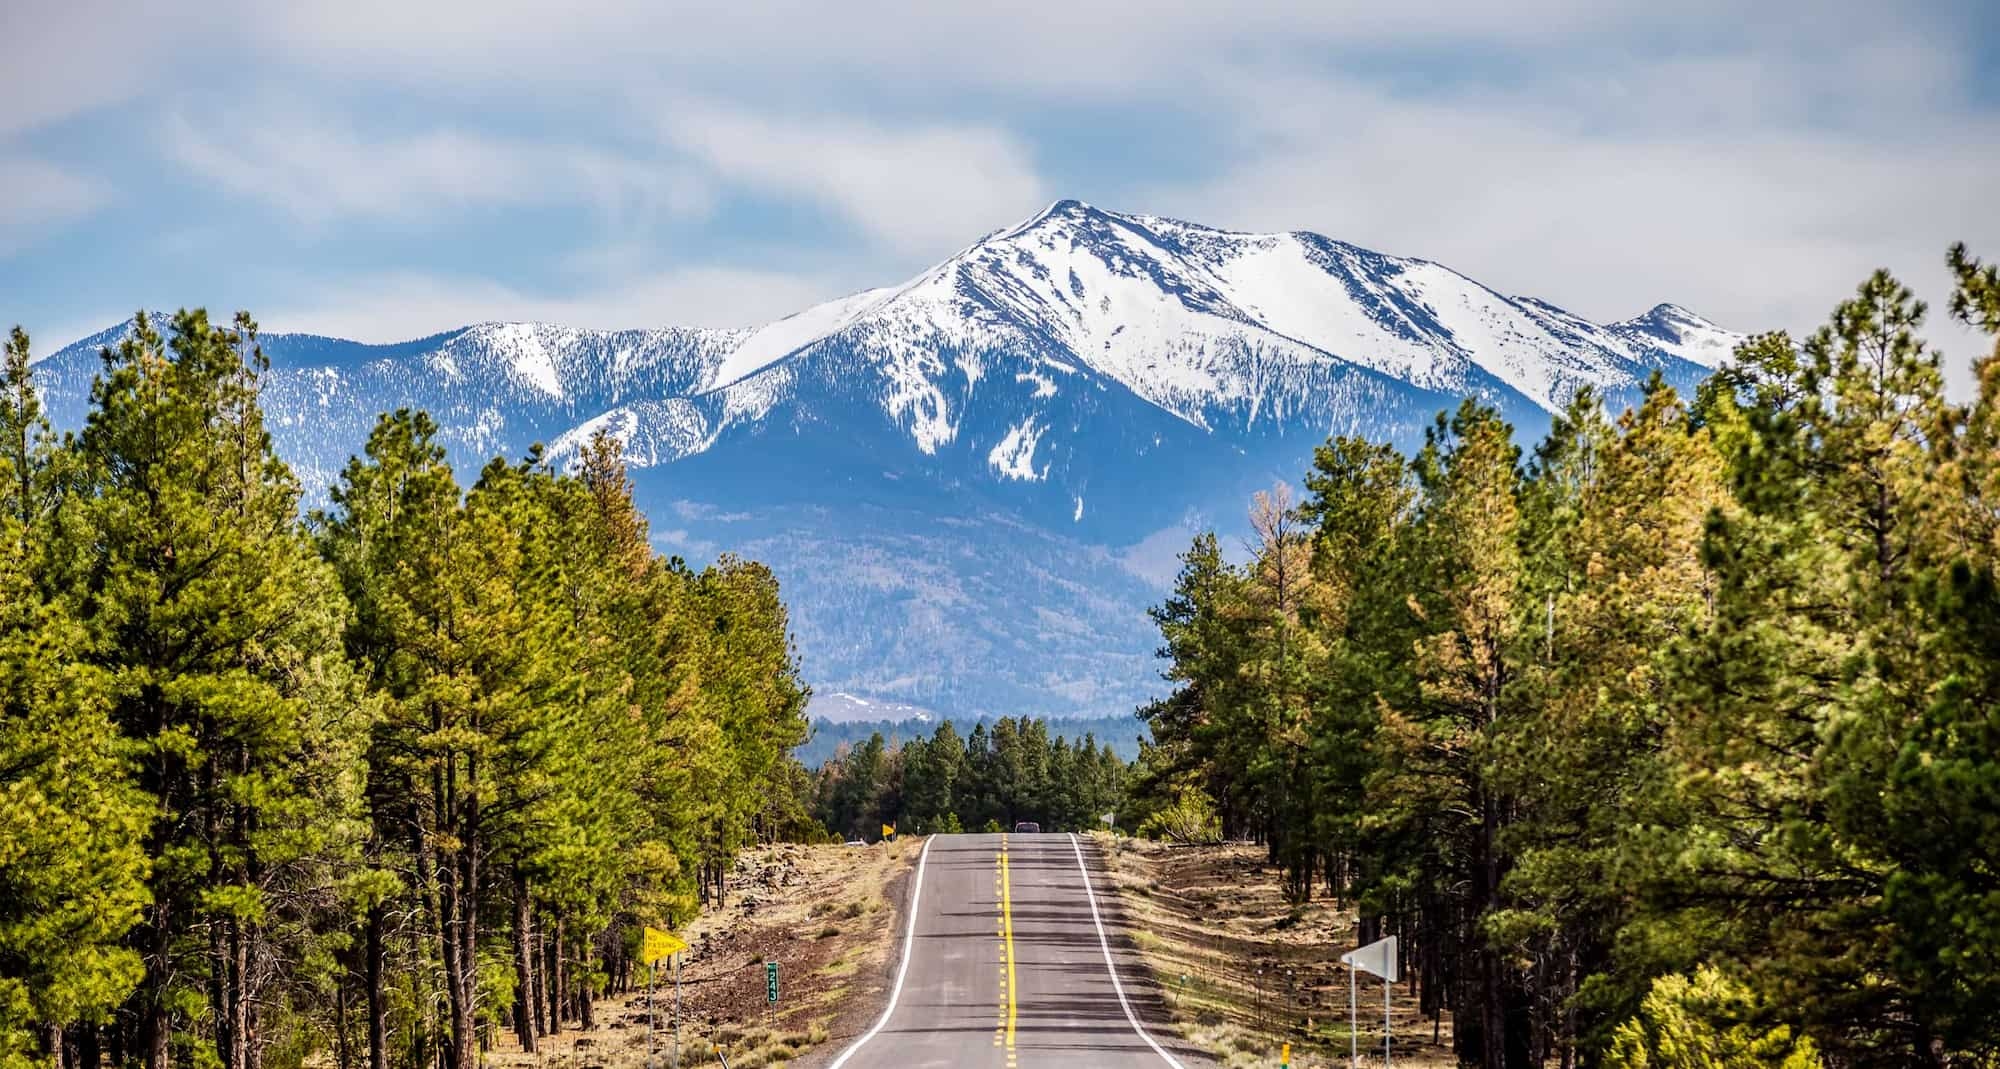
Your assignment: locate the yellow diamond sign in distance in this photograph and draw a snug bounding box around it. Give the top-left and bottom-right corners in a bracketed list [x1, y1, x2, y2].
[641, 926, 688, 966]
[882, 823, 896, 839]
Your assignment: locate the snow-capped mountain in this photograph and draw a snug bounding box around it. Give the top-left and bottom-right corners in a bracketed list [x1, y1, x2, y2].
[35, 201, 1742, 721]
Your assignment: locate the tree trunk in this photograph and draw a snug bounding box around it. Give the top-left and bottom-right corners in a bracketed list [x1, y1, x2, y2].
[453, 783, 480, 1069]
[532, 928, 549, 1038]
[555, 916, 569, 1028]
[366, 905, 387, 1069]
[512, 868, 537, 1053]
[1480, 787, 1506, 1069]
[544, 918, 563, 1036]
[334, 978, 352, 1069]
[142, 998, 168, 1069]
[229, 920, 250, 1069]
[578, 939, 595, 1031]
[435, 748, 478, 1069]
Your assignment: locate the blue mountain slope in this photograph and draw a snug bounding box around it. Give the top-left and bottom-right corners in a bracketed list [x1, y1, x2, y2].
[32, 202, 1740, 720]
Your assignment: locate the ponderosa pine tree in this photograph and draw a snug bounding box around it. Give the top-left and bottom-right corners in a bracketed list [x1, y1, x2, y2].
[1490, 381, 1728, 1062]
[317, 409, 457, 1069]
[1296, 434, 1417, 913]
[59, 311, 369, 1069]
[1645, 271, 1962, 1067]
[1137, 532, 1265, 839]
[0, 328, 149, 1069]
[1393, 400, 1531, 1069]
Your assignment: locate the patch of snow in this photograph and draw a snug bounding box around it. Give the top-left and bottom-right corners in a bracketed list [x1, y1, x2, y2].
[706, 287, 896, 391]
[490, 322, 564, 398]
[1016, 370, 1059, 398]
[988, 418, 1047, 482]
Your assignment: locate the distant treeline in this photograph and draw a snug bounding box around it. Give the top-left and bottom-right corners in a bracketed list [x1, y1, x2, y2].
[1131, 249, 2000, 1068]
[794, 712, 1148, 767]
[0, 314, 813, 1069]
[802, 716, 1131, 839]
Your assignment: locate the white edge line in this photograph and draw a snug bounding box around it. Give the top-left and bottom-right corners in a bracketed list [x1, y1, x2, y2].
[1069, 832, 1190, 1069]
[826, 835, 935, 1069]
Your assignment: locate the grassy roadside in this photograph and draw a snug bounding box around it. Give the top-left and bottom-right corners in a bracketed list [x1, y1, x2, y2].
[480, 838, 919, 1069]
[1096, 834, 1456, 1069]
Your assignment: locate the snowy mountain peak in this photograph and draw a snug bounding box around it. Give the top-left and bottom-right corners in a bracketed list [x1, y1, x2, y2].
[46, 203, 1742, 499]
[1612, 303, 1738, 368]
[36, 205, 1752, 724]
[702, 202, 1743, 440]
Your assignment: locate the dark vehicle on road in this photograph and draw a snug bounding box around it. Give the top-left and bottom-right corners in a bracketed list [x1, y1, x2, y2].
[1013, 821, 1040, 834]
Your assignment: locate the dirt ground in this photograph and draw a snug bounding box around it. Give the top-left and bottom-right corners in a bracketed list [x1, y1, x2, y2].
[484, 838, 920, 1069]
[1098, 835, 1456, 1069]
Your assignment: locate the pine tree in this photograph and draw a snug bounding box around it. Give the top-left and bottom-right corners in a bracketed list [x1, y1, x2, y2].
[61, 311, 369, 1069]
[1383, 400, 1529, 1069]
[0, 327, 150, 1069]
[1651, 271, 1963, 1065]
[1490, 382, 1726, 1059]
[1296, 434, 1417, 911]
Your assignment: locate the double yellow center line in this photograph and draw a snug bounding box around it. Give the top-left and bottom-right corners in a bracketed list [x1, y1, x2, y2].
[996, 834, 1017, 1063]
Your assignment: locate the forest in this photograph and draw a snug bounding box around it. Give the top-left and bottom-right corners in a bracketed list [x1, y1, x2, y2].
[1133, 248, 2000, 1069]
[792, 711, 1146, 768]
[804, 716, 1131, 840]
[0, 313, 815, 1069]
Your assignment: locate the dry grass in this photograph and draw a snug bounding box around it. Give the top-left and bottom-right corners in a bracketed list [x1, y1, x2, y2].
[481, 839, 917, 1069]
[1097, 834, 1456, 1069]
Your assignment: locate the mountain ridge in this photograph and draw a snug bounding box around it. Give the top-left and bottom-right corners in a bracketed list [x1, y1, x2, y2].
[34, 201, 1744, 721]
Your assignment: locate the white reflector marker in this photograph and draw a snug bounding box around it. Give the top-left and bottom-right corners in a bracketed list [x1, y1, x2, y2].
[1340, 935, 1398, 1069]
[1340, 935, 1398, 982]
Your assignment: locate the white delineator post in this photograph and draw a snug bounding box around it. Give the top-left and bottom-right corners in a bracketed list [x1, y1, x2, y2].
[1348, 966, 1357, 1069]
[1339, 936, 1398, 1069]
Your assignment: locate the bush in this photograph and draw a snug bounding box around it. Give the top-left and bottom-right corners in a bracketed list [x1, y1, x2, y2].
[1138, 787, 1223, 845]
[1606, 967, 1822, 1069]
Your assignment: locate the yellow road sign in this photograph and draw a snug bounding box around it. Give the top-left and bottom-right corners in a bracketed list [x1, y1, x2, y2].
[882, 823, 896, 838]
[641, 926, 689, 966]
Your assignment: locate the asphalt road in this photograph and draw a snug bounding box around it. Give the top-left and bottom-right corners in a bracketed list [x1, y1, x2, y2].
[827, 832, 1209, 1069]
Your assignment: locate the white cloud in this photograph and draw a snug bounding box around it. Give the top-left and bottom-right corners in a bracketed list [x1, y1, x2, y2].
[5, 0, 1997, 392]
[256, 264, 848, 342]
[0, 156, 108, 256]
[161, 105, 710, 230]
[248, 1, 1905, 103]
[658, 100, 1045, 255]
[0, 2, 232, 137]
[652, 526, 718, 560]
[1137, 49, 2000, 391]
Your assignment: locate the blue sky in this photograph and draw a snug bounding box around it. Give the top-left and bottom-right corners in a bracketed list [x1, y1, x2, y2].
[4, 1, 1998, 383]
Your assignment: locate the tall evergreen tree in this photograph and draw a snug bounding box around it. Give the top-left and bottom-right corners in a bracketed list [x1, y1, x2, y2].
[0, 327, 150, 1069]
[60, 311, 369, 1069]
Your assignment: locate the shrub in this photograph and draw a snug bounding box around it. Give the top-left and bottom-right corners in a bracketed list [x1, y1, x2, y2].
[1606, 967, 1822, 1069]
[1138, 787, 1223, 845]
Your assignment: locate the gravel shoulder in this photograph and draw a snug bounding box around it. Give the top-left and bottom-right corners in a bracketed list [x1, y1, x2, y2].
[1098, 835, 1457, 1069]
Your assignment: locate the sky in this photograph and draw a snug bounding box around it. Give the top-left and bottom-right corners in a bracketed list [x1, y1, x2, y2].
[4, 1, 1998, 386]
